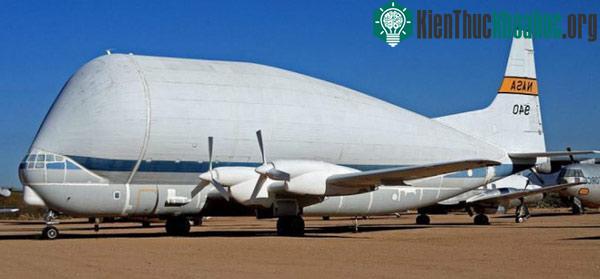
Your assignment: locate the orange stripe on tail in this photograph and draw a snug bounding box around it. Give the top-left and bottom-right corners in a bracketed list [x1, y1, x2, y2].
[498, 76, 538, 95]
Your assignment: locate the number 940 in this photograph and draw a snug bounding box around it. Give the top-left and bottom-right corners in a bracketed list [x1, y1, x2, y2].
[512, 104, 530, 115]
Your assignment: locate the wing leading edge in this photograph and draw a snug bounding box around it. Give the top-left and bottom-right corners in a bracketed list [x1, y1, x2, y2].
[327, 159, 500, 188]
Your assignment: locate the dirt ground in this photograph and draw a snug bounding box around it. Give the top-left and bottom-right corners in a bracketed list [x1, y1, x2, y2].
[0, 209, 599, 279]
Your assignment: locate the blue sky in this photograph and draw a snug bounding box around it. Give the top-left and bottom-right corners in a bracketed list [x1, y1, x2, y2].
[1, 1, 599, 188]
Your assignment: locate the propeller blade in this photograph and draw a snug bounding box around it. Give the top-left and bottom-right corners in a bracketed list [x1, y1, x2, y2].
[191, 180, 209, 197]
[256, 130, 266, 164]
[209, 136, 214, 171]
[192, 136, 230, 201]
[212, 179, 230, 202]
[250, 175, 268, 200]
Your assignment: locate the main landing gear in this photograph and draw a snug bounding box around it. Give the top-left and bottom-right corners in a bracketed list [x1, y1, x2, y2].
[165, 216, 191, 236]
[415, 214, 430, 225]
[473, 214, 490, 225]
[277, 216, 305, 236]
[41, 210, 59, 240]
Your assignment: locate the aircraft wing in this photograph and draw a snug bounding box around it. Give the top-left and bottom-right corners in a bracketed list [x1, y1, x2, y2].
[0, 208, 19, 214]
[508, 150, 599, 159]
[466, 181, 583, 204]
[327, 159, 500, 188]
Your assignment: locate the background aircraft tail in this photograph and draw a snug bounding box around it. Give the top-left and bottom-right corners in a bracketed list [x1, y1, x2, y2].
[436, 37, 546, 153]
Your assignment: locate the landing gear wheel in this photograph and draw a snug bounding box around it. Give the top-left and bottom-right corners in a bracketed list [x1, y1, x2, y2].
[192, 217, 203, 226]
[571, 197, 584, 215]
[416, 214, 430, 225]
[41, 226, 59, 240]
[142, 221, 151, 228]
[277, 216, 305, 236]
[515, 216, 525, 223]
[322, 216, 330, 221]
[474, 214, 490, 225]
[165, 217, 191, 236]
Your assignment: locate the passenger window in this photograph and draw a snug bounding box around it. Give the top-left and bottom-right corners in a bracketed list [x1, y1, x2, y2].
[37, 155, 46, 162]
[35, 162, 44, 169]
[46, 155, 55, 162]
[27, 155, 37, 162]
[55, 156, 64, 162]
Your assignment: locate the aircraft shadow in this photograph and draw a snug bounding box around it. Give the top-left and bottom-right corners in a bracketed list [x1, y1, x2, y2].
[564, 236, 600, 241]
[494, 211, 600, 219]
[0, 223, 428, 240]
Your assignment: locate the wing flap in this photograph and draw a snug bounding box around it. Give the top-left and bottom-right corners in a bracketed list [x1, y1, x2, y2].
[327, 159, 500, 188]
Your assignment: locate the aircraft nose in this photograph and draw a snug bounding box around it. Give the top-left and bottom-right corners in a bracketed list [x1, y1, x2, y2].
[19, 153, 46, 186]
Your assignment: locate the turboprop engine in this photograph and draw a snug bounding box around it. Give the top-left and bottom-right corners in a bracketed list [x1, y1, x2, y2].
[193, 131, 365, 208]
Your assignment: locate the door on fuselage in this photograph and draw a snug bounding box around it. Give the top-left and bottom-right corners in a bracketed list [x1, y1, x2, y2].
[129, 185, 159, 216]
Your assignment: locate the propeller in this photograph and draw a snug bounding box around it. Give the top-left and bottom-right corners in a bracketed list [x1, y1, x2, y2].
[192, 137, 230, 201]
[250, 130, 290, 200]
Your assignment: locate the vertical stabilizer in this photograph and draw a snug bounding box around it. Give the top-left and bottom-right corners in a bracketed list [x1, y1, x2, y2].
[436, 37, 545, 153]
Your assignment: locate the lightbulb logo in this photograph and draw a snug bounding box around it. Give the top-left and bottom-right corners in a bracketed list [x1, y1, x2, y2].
[373, 1, 412, 47]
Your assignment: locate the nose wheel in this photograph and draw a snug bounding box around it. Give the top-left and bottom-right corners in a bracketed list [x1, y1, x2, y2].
[42, 226, 59, 240]
[41, 210, 60, 240]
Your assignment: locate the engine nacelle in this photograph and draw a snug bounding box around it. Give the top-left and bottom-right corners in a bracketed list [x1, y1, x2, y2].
[227, 160, 359, 207]
[534, 158, 552, 174]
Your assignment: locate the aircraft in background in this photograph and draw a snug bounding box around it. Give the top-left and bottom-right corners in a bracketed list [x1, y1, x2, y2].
[557, 161, 600, 213]
[0, 187, 19, 214]
[19, 35, 596, 239]
[423, 174, 581, 225]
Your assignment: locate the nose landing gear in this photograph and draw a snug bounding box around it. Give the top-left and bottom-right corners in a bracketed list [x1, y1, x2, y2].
[41, 210, 59, 240]
[515, 202, 530, 223]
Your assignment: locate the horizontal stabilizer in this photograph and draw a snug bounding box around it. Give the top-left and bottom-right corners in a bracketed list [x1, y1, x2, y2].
[509, 150, 599, 159]
[327, 160, 500, 188]
[466, 181, 583, 204]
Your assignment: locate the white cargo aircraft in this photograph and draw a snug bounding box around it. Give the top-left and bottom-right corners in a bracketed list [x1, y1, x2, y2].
[19, 36, 594, 239]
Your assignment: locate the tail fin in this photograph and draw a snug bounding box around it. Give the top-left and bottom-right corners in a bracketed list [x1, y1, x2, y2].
[436, 37, 546, 153]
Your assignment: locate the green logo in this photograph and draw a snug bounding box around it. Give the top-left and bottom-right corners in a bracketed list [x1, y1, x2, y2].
[373, 1, 413, 47]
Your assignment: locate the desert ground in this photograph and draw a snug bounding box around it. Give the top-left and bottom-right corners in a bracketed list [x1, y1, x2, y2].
[0, 209, 599, 278]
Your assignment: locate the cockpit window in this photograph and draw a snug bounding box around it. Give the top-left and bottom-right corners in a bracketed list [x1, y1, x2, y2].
[22, 152, 72, 170]
[561, 169, 585, 178]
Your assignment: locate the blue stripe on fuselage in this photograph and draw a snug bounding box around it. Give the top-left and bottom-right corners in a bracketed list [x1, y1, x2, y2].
[66, 155, 525, 179]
